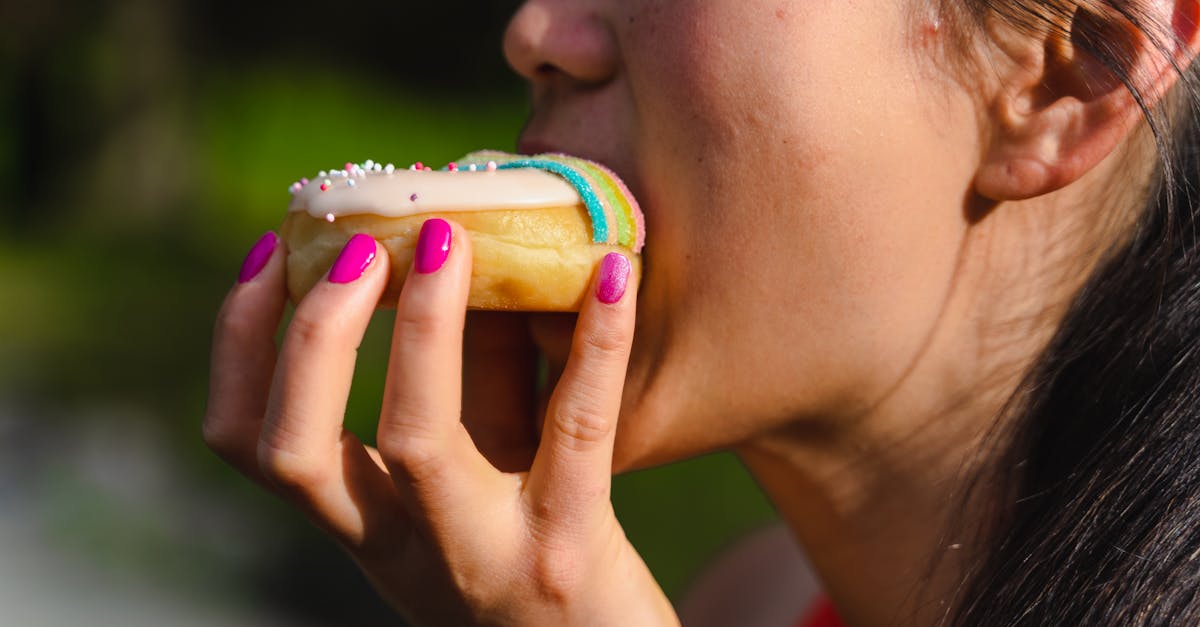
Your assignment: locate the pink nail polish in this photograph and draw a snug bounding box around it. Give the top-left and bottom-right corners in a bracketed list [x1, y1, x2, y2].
[596, 252, 631, 304]
[238, 231, 278, 284]
[414, 218, 452, 274]
[328, 234, 377, 284]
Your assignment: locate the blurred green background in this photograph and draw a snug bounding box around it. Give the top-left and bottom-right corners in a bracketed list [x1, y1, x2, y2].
[1, 1, 777, 624]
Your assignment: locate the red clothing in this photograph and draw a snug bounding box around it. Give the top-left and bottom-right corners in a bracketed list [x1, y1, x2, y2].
[797, 596, 845, 627]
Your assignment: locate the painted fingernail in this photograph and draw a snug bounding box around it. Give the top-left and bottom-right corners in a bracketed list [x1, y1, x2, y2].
[596, 252, 631, 304]
[414, 218, 452, 274]
[328, 233, 377, 284]
[238, 231, 278, 284]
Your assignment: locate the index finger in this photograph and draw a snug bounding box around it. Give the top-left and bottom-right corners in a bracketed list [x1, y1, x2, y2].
[525, 252, 636, 519]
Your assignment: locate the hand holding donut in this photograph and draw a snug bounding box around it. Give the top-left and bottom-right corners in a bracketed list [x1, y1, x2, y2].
[203, 220, 677, 626]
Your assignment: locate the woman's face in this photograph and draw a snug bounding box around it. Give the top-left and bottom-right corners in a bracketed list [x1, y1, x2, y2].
[506, 0, 983, 470]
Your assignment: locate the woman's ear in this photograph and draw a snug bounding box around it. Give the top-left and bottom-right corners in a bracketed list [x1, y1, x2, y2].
[975, 0, 1200, 201]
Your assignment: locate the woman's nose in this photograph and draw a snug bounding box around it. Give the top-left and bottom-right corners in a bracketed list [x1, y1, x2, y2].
[503, 1, 618, 86]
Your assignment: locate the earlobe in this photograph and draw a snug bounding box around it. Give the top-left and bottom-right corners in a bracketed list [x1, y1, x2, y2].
[975, 70, 1134, 201]
[975, 0, 1200, 202]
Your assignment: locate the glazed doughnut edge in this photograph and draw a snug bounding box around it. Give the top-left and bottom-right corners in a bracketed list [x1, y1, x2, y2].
[280, 154, 645, 312]
[282, 208, 642, 311]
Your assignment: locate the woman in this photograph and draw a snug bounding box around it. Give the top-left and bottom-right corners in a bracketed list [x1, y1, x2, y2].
[204, 0, 1200, 624]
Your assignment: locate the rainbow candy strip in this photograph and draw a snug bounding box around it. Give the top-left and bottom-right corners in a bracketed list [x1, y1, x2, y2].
[455, 151, 645, 253]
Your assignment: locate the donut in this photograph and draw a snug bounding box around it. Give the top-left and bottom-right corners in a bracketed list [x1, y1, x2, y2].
[281, 151, 645, 311]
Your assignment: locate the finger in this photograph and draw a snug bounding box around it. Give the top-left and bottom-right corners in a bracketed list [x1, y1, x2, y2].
[377, 219, 501, 517]
[203, 231, 287, 483]
[258, 234, 398, 543]
[462, 311, 538, 471]
[527, 252, 636, 520]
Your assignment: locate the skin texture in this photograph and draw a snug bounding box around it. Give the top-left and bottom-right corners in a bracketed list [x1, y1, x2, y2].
[206, 229, 678, 625]
[506, 2, 998, 622]
[206, 0, 1200, 625]
[506, 0, 1197, 623]
[511, 0, 1006, 472]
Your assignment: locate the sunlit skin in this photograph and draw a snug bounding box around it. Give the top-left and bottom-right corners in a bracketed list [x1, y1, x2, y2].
[515, 0, 986, 465]
[206, 0, 1200, 625]
[516, 0, 1196, 622]
[512, 2, 1139, 620]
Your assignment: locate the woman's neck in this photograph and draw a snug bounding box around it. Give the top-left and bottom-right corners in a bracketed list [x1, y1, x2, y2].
[735, 353, 1002, 625]
[733, 153, 1147, 625]
[736, 396, 994, 625]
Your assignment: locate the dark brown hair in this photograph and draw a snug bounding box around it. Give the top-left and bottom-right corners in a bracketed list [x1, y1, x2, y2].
[943, 1, 1200, 623]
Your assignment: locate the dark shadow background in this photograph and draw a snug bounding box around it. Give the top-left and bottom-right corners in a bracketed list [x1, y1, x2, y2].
[0, 2, 777, 625]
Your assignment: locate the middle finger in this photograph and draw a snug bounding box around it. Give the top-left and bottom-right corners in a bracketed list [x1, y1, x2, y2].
[378, 220, 505, 525]
[259, 234, 397, 542]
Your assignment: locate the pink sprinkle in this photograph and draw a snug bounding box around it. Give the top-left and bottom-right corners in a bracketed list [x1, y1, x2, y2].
[447, 162, 458, 172]
[320, 182, 330, 191]
[344, 162, 354, 171]
[325, 213, 336, 223]
[290, 182, 302, 193]
[413, 162, 424, 170]
[301, 178, 309, 185]
[410, 193, 419, 202]
[486, 161, 498, 172]
[422, 165, 432, 171]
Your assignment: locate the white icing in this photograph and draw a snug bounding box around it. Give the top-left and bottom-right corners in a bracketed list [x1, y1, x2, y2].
[287, 168, 580, 219]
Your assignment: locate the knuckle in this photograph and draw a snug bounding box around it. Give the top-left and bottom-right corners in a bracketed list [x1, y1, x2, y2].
[450, 563, 503, 611]
[214, 302, 259, 344]
[201, 414, 238, 454]
[551, 399, 614, 451]
[576, 323, 630, 360]
[285, 310, 336, 350]
[376, 431, 442, 480]
[392, 305, 446, 348]
[527, 547, 585, 605]
[256, 441, 325, 491]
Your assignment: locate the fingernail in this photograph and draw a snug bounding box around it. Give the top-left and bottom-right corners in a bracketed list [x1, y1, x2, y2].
[596, 252, 631, 304]
[238, 231, 278, 284]
[414, 218, 452, 274]
[328, 233, 377, 284]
